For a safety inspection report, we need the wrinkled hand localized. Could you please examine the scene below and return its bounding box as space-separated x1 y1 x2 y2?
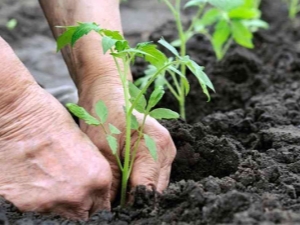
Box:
79 75 177 201
0 40 112 220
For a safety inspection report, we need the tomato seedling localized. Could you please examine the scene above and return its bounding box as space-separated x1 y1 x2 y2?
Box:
56 22 212 206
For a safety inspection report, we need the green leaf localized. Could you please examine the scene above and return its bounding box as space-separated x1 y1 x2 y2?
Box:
144 134 158 161
129 82 147 113
148 86 165 110
109 124 121 134
185 59 214 100
114 40 129 52
231 20 254 48
101 29 124 41
182 77 191 96
243 19 269 31
229 8 260 19
66 103 100 125
212 19 231 60
136 43 168 69
106 135 118 155
184 0 207 8
208 0 244 11
199 8 220 26
102 36 117 54
56 26 77 52
95 100 108 123
150 108 180 120
158 38 180 57
71 22 101 46
131 114 139 130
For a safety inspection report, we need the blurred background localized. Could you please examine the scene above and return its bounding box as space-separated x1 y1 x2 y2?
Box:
0 0 185 104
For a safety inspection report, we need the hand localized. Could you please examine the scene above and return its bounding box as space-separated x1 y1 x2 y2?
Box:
78 73 177 201
0 41 112 220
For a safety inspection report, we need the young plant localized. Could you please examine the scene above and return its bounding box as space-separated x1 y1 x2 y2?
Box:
56 22 212 206
283 0 300 19
165 0 268 60
149 0 266 119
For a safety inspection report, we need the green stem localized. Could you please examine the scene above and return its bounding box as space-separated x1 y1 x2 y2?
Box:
165 79 181 100
175 0 187 120
169 70 181 94
186 3 206 34
120 58 132 207
163 0 186 119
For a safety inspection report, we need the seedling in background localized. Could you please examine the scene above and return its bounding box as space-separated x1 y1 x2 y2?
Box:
149 0 266 119
56 22 212 206
283 0 300 19
164 0 268 61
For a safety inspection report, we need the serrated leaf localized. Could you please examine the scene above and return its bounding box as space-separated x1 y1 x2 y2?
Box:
66 103 100 125
109 124 121 134
56 27 77 52
106 135 118 155
212 19 231 60
231 20 254 48
208 0 244 11
101 29 124 41
148 86 165 110
150 108 180 120
102 36 117 54
95 100 108 123
184 0 207 8
136 43 168 69
131 114 139 130
144 134 158 161
185 59 214 100
158 38 179 57
71 22 101 46
129 82 147 113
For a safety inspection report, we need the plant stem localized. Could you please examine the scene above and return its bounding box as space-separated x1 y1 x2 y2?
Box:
165 79 181 100
163 0 186 119
186 3 206 34
120 58 132 207
175 0 187 120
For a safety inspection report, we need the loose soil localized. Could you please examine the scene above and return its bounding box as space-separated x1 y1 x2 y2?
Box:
1 0 300 224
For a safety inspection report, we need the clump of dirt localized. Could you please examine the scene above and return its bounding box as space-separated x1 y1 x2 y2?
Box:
2 0 300 224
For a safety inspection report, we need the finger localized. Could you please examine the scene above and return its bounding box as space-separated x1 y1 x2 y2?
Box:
99 151 121 202
129 141 160 190
156 141 176 192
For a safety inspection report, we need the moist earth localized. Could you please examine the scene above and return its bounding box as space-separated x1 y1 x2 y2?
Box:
1 0 300 224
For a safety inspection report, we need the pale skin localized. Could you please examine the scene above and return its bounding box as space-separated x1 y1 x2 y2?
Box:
0 0 176 220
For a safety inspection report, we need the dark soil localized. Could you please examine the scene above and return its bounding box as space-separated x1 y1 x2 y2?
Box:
2 0 300 224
